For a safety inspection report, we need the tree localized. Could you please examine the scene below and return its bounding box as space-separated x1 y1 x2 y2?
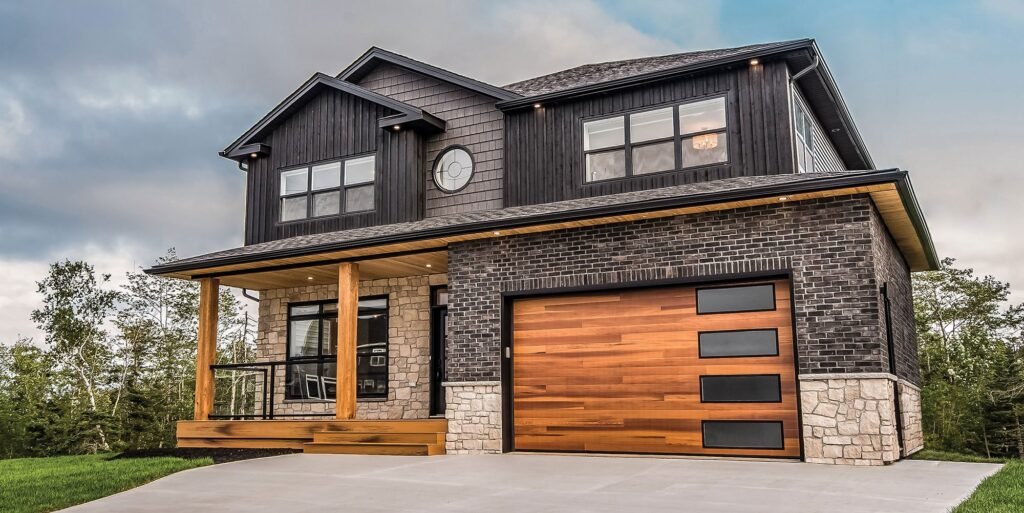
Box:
914 257 1024 457
30 260 121 453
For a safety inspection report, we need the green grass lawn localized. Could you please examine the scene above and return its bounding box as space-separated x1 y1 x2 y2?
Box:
911 450 1024 513
0 453 211 513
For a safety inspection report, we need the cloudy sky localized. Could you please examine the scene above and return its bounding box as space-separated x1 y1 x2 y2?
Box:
1 0 1021 343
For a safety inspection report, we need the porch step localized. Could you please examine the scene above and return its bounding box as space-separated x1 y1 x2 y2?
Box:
303 441 445 456
312 431 445 444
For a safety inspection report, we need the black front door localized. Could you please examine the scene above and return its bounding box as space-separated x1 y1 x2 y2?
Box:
429 287 448 417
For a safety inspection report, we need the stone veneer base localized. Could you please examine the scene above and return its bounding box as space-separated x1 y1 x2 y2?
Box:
444 382 502 454
800 376 901 465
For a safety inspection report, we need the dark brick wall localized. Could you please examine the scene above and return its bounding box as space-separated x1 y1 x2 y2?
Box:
446 194 904 382
871 207 921 385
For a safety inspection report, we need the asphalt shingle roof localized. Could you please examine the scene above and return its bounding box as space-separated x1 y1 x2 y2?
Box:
149 171 885 274
503 41 803 97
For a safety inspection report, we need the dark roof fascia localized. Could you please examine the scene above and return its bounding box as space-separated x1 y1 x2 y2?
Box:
224 143 270 160
796 41 875 169
893 171 939 270
378 111 446 133
220 73 437 160
146 170 936 276
496 39 814 110
338 46 521 101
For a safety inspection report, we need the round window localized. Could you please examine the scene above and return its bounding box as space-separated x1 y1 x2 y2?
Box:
433 147 474 193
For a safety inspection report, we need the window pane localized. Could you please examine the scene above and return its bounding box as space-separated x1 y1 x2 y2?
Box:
700 375 781 402
679 97 726 134
290 304 320 316
357 298 388 399
288 319 320 358
703 421 784 449
699 330 779 358
583 116 624 151
345 185 374 212
682 132 728 168
280 169 308 195
632 141 675 175
311 162 341 190
313 191 340 217
280 196 307 222
585 149 625 182
697 283 775 314
286 362 323 400
321 317 337 355
629 107 673 143
344 156 375 185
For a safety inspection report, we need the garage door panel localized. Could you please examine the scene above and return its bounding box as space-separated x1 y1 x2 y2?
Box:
513 278 800 458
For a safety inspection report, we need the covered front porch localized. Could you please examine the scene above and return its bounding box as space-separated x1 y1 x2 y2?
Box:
178 249 450 455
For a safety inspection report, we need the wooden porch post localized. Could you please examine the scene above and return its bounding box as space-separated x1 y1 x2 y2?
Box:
194 278 219 420
336 263 359 419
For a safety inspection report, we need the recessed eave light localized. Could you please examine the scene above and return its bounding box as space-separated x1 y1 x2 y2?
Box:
307 276 314 281
749 58 760 66
249 152 259 159
493 231 500 236
533 103 542 109
392 125 401 130
425 263 432 268
778 196 788 202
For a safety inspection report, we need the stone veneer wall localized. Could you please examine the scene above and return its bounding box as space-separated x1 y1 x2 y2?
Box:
898 380 924 455
255 273 445 419
444 382 502 454
800 376 900 465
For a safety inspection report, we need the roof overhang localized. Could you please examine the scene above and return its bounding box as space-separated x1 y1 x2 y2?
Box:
146 170 938 290
338 46 521 101
220 73 445 163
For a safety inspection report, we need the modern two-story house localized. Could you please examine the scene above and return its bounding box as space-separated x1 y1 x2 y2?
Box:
147 39 936 465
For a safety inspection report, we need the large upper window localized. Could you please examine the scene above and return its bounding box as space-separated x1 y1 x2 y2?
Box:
793 94 816 173
583 97 728 182
279 155 376 222
285 297 389 401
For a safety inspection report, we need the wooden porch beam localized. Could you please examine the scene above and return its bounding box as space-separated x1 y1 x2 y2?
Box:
194 278 219 420
336 262 359 419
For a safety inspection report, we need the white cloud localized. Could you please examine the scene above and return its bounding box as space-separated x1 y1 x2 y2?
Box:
0 95 33 161
71 69 206 119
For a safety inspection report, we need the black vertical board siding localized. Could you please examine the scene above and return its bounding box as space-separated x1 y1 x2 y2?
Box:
505 63 792 207
243 88 424 245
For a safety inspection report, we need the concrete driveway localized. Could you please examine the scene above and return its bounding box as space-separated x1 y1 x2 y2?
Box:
62 454 999 513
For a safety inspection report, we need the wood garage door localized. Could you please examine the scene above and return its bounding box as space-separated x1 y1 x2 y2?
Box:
512 278 800 458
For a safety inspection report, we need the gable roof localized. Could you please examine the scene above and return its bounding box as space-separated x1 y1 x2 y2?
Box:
503 40 805 98
146 169 938 279
220 73 445 161
338 46 521 101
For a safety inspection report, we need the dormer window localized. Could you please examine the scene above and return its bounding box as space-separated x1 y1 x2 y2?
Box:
583 96 729 183
279 155 376 222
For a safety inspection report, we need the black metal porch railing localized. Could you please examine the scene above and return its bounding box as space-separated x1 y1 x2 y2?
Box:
209 357 339 420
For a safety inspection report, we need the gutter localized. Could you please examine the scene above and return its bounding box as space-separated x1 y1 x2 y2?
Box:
146 170 936 276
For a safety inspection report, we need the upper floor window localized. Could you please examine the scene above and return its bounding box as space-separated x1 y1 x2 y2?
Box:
583 97 728 182
793 95 816 173
279 155 376 222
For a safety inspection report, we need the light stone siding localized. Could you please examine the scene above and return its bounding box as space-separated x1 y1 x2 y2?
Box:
899 380 924 456
254 274 446 420
800 377 900 465
444 383 502 454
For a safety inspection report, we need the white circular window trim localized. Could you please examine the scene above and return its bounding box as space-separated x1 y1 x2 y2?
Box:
433 146 474 193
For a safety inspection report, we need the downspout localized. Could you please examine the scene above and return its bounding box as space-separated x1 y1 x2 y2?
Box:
881 284 905 458
241 289 260 302
237 159 249 172
790 53 820 83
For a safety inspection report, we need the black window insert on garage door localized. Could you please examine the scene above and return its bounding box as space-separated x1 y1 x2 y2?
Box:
696 283 775 314
702 421 784 450
700 374 781 403
698 329 779 358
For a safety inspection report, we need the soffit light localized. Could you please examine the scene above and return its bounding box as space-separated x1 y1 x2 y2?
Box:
749 58 760 66
249 152 259 159
533 103 542 109
393 125 401 130
307 276 314 281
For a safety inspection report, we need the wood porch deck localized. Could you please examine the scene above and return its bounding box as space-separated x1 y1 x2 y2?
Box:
177 419 448 455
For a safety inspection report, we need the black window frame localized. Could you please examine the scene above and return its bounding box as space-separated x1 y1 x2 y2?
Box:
582 95 729 184
701 420 785 450
277 153 377 224
697 328 780 359
284 296 389 401
699 374 783 403
695 282 777 315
